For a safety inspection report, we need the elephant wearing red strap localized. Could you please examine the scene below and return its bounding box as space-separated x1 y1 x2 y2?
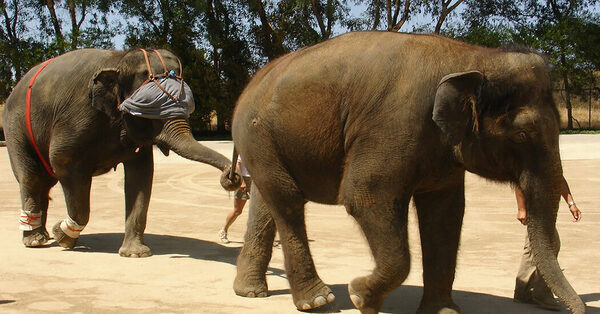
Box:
2 48 240 257
231 32 585 313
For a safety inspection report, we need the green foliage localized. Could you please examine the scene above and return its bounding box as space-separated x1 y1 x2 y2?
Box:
0 0 598 132
459 0 600 130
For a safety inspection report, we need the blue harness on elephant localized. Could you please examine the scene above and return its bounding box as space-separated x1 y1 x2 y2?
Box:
118 49 195 119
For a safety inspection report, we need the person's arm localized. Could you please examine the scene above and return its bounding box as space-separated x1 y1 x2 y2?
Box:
560 177 581 222
515 186 527 225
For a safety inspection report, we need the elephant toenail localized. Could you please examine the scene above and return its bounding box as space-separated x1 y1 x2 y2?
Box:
247 292 256 298
301 303 311 310
350 294 363 308
257 292 267 297
327 293 336 302
314 296 327 307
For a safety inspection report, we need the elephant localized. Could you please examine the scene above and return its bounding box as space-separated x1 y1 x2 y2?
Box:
228 32 585 313
3 48 240 257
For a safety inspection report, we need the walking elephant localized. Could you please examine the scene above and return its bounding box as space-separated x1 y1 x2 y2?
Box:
3 48 240 257
229 32 585 313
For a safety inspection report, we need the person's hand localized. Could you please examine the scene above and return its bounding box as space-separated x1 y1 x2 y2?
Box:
517 208 527 225
569 204 581 222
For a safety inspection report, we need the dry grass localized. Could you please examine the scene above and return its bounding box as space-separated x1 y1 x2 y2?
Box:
555 91 600 130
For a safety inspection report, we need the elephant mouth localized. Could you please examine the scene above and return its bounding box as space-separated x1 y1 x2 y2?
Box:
120 114 165 149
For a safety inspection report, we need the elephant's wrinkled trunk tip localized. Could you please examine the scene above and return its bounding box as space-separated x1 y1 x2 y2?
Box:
221 166 242 191
525 189 586 313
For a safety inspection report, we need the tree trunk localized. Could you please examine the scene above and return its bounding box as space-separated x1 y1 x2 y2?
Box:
560 55 574 130
67 0 86 50
248 0 285 60
434 0 464 34
45 0 65 52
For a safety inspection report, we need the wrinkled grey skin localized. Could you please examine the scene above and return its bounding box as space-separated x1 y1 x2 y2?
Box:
231 32 585 313
3 48 240 257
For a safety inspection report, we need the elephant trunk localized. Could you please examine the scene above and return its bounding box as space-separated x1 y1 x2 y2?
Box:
154 118 241 191
522 170 585 314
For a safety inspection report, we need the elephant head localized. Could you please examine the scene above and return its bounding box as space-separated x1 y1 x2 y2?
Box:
88 49 241 190
433 51 584 313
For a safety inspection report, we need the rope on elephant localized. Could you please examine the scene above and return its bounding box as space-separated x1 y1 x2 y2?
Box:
19 210 42 231
118 49 194 119
25 58 57 178
60 216 86 239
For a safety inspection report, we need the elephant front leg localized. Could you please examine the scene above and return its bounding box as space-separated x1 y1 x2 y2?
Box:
52 175 92 249
413 182 465 314
120 147 154 257
345 195 412 314
234 186 275 298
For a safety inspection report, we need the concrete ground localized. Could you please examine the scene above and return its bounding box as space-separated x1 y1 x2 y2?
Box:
0 135 598 313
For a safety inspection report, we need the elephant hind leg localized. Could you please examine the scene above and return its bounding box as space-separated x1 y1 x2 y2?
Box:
240 160 334 310
413 182 465 314
234 185 275 298
9 150 56 247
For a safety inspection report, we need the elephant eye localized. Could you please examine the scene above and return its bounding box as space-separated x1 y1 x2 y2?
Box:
513 131 528 143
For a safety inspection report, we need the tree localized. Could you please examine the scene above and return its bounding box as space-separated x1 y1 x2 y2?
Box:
32 0 114 53
203 0 253 131
0 0 49 101
244 0 353 61
351 0 466 33
417 0 466 34
461 0 600 129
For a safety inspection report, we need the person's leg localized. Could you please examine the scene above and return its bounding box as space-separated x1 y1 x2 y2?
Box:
514 234 536 302
219 176 250 243
224 199 247 232
514 231 562 311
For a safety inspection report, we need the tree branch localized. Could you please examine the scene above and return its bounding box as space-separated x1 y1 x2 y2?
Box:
392 0 410 32
435 0 464 34
45 0 65 49
311 0 328 37
134 1 162 36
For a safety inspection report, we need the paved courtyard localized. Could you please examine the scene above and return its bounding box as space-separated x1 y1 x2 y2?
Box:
0 135 598 313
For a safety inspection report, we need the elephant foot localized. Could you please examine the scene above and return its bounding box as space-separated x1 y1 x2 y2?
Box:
233 270 268 298
118 239 152 258
52 221 78 249
22 228 50 247
291 279 335 311
416 300 460 314
348 276 385 314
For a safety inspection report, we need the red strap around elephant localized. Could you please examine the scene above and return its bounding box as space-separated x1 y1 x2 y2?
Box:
26 58 57 179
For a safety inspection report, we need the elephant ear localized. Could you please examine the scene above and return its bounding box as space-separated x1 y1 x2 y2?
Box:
433 71 484 146
89 68 120 117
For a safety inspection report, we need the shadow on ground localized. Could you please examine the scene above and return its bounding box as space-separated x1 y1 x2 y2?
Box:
70 233 242 264
268 284 600 314
49 233 600 314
